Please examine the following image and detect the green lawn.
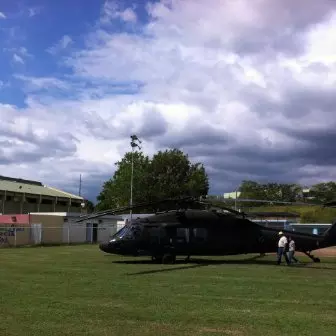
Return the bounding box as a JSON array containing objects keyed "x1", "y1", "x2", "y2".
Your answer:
[{"x1": 1, "y1": 245, "x2": 336, "y2": 336}]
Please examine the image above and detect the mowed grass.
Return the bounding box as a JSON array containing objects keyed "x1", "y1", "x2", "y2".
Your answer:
[{"x1": 1, "y1": 246, "x2": 336, "y2": 336}]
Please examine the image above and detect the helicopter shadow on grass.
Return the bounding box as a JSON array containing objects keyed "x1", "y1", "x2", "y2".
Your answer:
[
  {"x1": 110, "y1": 255, "x2": 318, "y2": 276},
  {"x1": 109, "y1": 255, "x2": 336, "y2": 275}
]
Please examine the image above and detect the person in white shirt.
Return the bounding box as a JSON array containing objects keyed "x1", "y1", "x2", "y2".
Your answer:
[
  {"x1": 277, "y1": 231, "x2": 290, "y2": 265},
  {"x1": 287, "y1": 236, "x2": 299, "y2": 264}
]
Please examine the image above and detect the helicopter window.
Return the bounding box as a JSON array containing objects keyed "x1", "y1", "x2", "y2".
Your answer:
[
  {"x1": 192, "y1": 228, "x2": 208, "y2": 242},
  {"x1": 176, "y1": 228, "x2": 189, "y2": 243},
  {"x1": 112, "y1": 224, "x2": 142, "y2": 240},
  {"x1": 113, "y1": 225, "x2": 129, "y2": 238},
  {"x1": 123, "y1": 224, "x2": 142, "y2": 239},
  {"x1": 146, "y1": 227, "x2": 160, "y2": 237},
  {"x1": 143, "y1": 227, "x2": 164, "y2": 244}
]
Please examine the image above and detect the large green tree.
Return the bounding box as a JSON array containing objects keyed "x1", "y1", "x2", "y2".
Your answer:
[
  {"x1": 147, "y1": 149, "x2": 209, "y2": 202},
  {"x1": 96, "y1": 146, "x2": 209, "y2": 211},
  {"x1": 96, "y1": 151, "x2": 151, "y2": 210}
]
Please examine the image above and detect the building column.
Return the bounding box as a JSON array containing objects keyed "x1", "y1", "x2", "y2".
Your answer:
[
  {"x1": 53, "y1": 197, "x2": 58, "y2": 212},
  {"x1": 20, "y1": 193, "x2": 26, "y2": 214},
  {"x1": 1, "y1": 191, "x2": 6, "y2": 214},
  {"x1": 37, "y1": 194, "x2": 42, "y2": 212}
]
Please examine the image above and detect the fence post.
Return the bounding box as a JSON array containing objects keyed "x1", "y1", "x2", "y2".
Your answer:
[
  {"x1": 91, "y1": 224, "x2": 93, "y2": 244},
  {"x1": 14, "y1": 227, "x2": 17, "y2": 247},
  {"x1": 68, "y1": 225, "x2": 70, "y2": 245}
]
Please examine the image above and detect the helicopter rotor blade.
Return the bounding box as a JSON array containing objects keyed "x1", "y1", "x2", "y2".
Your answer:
[
  {"x1": 323, "y1": 200, "x2": 336, "y2": 208},
  {"x1": 74, "y1": 196, "x2": 195, "y2": 222},
  {"x1": 205, "y1": 197, "x2": 322, "y2": 207},
  {"x1": 236, "y1": 198, "x2": 336, "y2": 208},
  {"x1": 197, "y1": 200, "x2": 248, "y2": 217},
  {"x1": 75, "y1": 195, "x2": 336, "y2": 223}
]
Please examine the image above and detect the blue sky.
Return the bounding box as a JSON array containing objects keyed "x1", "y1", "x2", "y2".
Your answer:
[
  {"x1": 0, "y1": 0, "x2": 151, "y2": 106},
  {"x1": 1, "y1": 0, "x2": 336, "y2": 203}
]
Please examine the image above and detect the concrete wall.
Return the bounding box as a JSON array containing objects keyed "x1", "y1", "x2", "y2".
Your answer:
[
  {"x1": 30, "y1": 214, "x2": 63, "y2": 244},
  {"x1": 0, "y1": 213, "x2": 125, "y2": 247},
  {"x1": 0, "y1": 224, "x2": 29, "y2": 247},
  {"x1": 97, "y1": 222, "x2": 119, "y2": 242},
  {"x1": 62, "y1": 223, "x2": 86, "y2": 244},
  {"x1": 0, "y1": 215, "x2": 30, "y2": 247}
]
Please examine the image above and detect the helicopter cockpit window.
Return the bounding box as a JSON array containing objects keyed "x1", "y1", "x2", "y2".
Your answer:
[
  {"x1": 113, "y1": 225, "x2": 129, "y2": 238},
  {"x1": 112, "y1": 224, "x2": 142, "y2": 240}
]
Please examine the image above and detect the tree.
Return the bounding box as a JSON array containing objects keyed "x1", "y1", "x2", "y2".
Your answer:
[
  {"x1": 147, "y1": 149, "x2": 209, "y2": 202},
  {"x1": 96, "y1": 151, "x2": 151, "y2": 211},
  {"x1": 238, "y1": 180, "x2": 303, "y2": 207},
  {"x1": 309, "y1": 182, "x2": 336, "y2": 203},
  {"x1": 84, "y1": 199, "x2": 95, "y2": 213},
  {"x1": 96, "y1": 145, "x2": 209, "y2": 211}
]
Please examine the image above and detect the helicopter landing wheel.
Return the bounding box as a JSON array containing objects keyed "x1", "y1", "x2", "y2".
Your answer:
[
  {"x1": 162, "y1": 253, "x2": 176, "y2": 264},
  {"x1": 151, "y1": 255, "x2": 163, "y2": 263}
]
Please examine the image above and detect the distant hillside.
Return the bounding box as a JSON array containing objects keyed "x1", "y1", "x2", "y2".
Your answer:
[{"x1": 247, "y1": 205, "x2": 336, "y2": 223}]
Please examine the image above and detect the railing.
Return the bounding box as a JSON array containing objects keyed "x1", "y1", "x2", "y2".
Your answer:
[{"x1": 0, "y1": 224, "x2": 122, "y2": 248}]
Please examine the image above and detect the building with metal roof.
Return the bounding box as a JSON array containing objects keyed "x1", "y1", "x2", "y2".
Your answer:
[{"x1": 0, "y1": 175, "x2": 85, "y2": 215}]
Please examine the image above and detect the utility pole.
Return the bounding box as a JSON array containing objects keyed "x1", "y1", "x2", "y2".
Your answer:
[
  {"x1": 79, "y1": 174, "x2": 82, "y2": 196},
  {"x1": 130, "y1": 135, "x2": 142, "y2": 221},
  {"x1": 235, "y1": 189, "x2": 237, "y2": 211},
  {"x1": 235, "y1": 185, "x2": 240, "y2": 211}
]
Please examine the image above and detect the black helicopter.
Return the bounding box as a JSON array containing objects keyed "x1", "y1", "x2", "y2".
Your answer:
[{"x1": 75, "y1": 196, "x2": 336, "y2": 264}]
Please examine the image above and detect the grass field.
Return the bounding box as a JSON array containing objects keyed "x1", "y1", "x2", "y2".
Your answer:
[{"x1": 1, "y1": 245, "x2": 336, "y2": 336}]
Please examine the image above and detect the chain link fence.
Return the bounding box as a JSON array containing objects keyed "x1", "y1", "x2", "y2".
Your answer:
[{"x1": 0, "y1": 223, "x2": 122, "y2": 248}]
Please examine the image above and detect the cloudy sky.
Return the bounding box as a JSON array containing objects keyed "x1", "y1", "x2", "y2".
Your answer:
[{"x1": 1, "y1": 0, "x2": 336, "y2": 202}]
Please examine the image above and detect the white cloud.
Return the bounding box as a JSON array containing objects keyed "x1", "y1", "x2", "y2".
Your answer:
[
  {"x1": 13, "y1": 53, "x2": 24, "y2": 64},
  {"x1": 28, "y1": 7, "x2": 41, "y2": 17},
  {"x1": 100, "y1": 0, "x2": 137, "y2": 24},
  {"x1": 14, "y1": 75, "x2": 69, "y2": 91},
  {"x1": 0, "y1": 11, "x2": 6, "y2": 19},
  {"x1": 47, "y1": 35, "x2": 73, "y2": 55},
  {"x1": 4, "y1": 47, "x2": 33, "y2": 63},
  {"x1": 1, "y1": 0, "x2": 336, "y2": 199}
]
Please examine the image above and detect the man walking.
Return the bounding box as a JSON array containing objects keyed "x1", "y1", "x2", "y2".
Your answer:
[
  {"x1": 287, "y1": 236, "x2": 299, "y2": 264},
  {"x1": 277, "y1": 231, "x2": 290, "y2": 265}
]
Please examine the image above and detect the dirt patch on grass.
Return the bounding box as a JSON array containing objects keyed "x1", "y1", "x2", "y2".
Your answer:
[
  {"x1": 296, "y1": 247, "x2": 336, "y2": 257},
  {"x1": 199, "y1": 327, "x2": 245, "y2": 335},
  {"x1": 313, "y1": 247, "x2": 336, "y2": 256}
]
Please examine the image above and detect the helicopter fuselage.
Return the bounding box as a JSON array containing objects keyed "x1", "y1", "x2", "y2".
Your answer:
[{"x1": 99, "y1": 210, "x2": 332, "y2": 260}]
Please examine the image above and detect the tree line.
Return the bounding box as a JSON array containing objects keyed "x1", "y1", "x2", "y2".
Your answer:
[{"x1": 236, "y1": 180, "x2": 336, "y2": 206}]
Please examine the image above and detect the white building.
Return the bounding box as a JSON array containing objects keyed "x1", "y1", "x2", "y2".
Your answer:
[{"x1": 29, "y1": 212, "x2": 125, "y2": 244}]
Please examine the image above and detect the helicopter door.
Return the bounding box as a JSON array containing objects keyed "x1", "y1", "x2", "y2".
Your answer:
[
  {"x1": 171, "y1": 228, "x2": 190, "y2": 255},
  {"x1": 189, "y1": 227, "x2": 209, "y2": 255}
]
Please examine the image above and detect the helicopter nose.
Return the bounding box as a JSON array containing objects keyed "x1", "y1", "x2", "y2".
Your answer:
[{"x1": 99, "y1": 242, "x2": 114, "y2": 253}]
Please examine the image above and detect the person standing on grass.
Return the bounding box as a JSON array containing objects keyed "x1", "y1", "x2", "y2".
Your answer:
[
  {"x1": 277, "y1": 231, "x2": 290, "y2": 265},
  {"x1": 287, "y1": 236, "x2": 299, "y2": 264}
]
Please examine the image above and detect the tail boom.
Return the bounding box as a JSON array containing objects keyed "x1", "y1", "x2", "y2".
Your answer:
[{"x1": 321, "y1": 221, "x2": 336, "y2": 248}]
